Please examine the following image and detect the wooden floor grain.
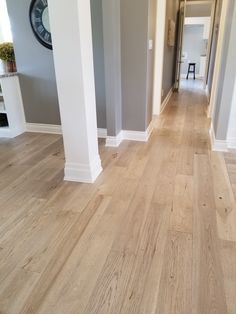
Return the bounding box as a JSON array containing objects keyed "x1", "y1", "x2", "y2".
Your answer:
[{"x1": 0, "y1": 83, "x2": 235, "y2": 313}]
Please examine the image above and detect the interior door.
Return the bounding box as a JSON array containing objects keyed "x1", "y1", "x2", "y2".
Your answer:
[{"x1": 174, "y1": 0, "x2": 186, "y2": 91}]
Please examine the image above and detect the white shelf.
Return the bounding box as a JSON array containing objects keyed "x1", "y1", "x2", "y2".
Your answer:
[{"x1": 0, "y1": 75, "x2": 26, "y2": 138}]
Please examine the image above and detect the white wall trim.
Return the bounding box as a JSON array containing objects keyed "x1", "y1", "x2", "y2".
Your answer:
[
  {"x1": 208, "y1": 0, "x2": 230, "y2": 118},
  {"x1": 26, "y1": 124, "x2": 109, "y2": 139},
  {"x1": 97, "y1": 128, "x2": 107, "y2": 138},
  {"x1": 153, "y1": 0, "x2": 167, "y2": 115},
  {"x1": 227, "y1": 138, "x2": 236, "y2": 149},
  {"x1": 122, "y1": 122, "x2": 154, "y2": 142},
  {"x1": 105, "y1": 120, "x2": 154, "y2": 147},
  {"x1": 204, "y1": 0, "x2": 216, "y2": 86},
  {"x1": 105, "y1": 131, "x2": 123, "y2": 147},
  {"x1": 26, "y1": 123, "x2": 62, "y2": 134},
  {"x1": 64, "y1": 156, "x2": 102, "y2": 183},
  {"x1": 210, "y1": 123, "x2": 236, "y2": 151},
  {"x1": 209, "y1": 123, "x2": 228, "y2": 152},
  {"x1": 25, "y1": 122, "x2": 154, "y2": 148},
  {"x1": 160, "y1": 87, "x2": 173, "y2": 114}
]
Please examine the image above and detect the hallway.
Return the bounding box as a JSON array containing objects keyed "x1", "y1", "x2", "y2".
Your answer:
[{"x1": 0, "y1": 86, "x2": 235, "y2": 313}]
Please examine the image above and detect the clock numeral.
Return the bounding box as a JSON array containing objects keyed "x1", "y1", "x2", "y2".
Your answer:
[
  {"x1": 38, "y1": 25, "x2": 44, "y2": 34},
  {"x1": 41, "y1": 0, "x2": 47, "y2": 6},
  {"x1": 44, "y1": 32, "x2": 50, "y2": 41},
  {"x1": 33, "y1": 17, "x2": 42, "y2": 23},
  {"x1": 35, "y1": 7, "x2": 42, "y2": 14}
]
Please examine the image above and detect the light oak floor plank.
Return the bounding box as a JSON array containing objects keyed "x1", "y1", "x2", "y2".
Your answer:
[{"x1": 192, "y1": 154, "x2": 227, "y2": 314}]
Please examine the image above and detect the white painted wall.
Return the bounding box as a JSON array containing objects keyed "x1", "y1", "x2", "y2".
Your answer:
[
  {"x1": 181, "y1": 24, "x2": 204, "y2": 75},
  {"x1": 0, "y1": 0, "x2": 12, "y2": 42},
  {"x1": 185, "y1": 17, "x2": 211, "y2": 39}
]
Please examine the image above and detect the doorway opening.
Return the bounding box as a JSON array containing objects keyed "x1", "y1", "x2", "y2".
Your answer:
[
  {"x1": 180, "y1": 21, "x2": 209, "y2": 91},
  {"x1": 175, "y1": 0, "x2": 214, "y2": 93}
]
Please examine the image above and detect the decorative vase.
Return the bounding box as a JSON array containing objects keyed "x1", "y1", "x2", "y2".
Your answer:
[{"x1": 6, "y1": 60, "x2": 17, "y2": 73}]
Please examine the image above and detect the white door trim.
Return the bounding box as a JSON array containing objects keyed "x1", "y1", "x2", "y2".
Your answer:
[
  {"x1": 204, "y1": 0, "x2": 216, "y2": 87},
  {"x1": 208, "y1": 0, "x2": 230, "y2": 118},
  {"x1": 152, "y1": 0, "x2": 167, "y2": 115}
]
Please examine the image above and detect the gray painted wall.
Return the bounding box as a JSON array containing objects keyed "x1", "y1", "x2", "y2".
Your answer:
[
  {"x1": 162, "y1": 0, "x2": 179, "y2": 102},
  {"x1": 6, "y1": 0, "x2": 61, "y2": 125},
  {"x1": 121, "y1": 0, "x2": 148, "y2": 132},
  {"x1": 121, "y1": 0, "x2": 155, "y2": 132},
  {"x1": 181, "y1": 25, "x2": 204, "y2": 74},
  {"x1": 7, "y1": 0, "x2": 155, "y2": 133},
  {"x1": 102, "y1": 0, "x2": 122, "y2": 136},
  {"x1": 7, "y1": 0, "x2": 107, "y2": 128},
  {"x1": 213, "y1": 0, "x2": 236, "y2": 140},
  {"x1": 91, "y1": 0, "x2": 107, "y2": 129}
]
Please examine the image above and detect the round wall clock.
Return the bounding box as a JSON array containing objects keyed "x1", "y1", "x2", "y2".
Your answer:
[{"x1": 29, "y1": 0, "x2": 52, "y2": 50}]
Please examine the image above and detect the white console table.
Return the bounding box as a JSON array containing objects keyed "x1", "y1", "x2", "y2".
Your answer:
[{"x1": 0, "y1": 73, "x2": 26, "y2": 138}]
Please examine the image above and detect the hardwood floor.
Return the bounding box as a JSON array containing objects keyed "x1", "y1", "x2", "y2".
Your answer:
[{"x1": 0, "y1": 85, "x2": 235, "y2": 313}]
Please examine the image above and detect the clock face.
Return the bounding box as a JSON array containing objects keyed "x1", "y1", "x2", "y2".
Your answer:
[{"x1": 29, "y1": 0, "x2": 52, "y2": 50}]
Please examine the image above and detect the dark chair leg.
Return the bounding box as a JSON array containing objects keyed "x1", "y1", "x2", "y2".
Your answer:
[
  {"x1": 186, "y1": 64, "x2": 190, "y2": 80},
  {"x1": 187, "y1": 63, "x2": 196, "y2": 80}
]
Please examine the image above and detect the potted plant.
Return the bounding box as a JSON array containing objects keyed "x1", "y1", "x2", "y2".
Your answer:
[{"x1": 0, "y1": 42, "x2": 17, "y2": 73}]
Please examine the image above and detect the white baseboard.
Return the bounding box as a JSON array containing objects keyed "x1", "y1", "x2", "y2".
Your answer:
[
  {"x1": 25, "y1": 122, "x2": 154, "y2": 148},
  {"x1": 97, "y1": 128, "x2": 107, "y2": 139},
  {"x1": 227, "y1": 130, "x2": 236, "y2": 149},
  {"x1": 210, "y1": 123, "x2": 236, "y2": 151},
  {"x1": 122, "y1": 121, "x2": 153, "y2": 142},
  {"x1": 64, "y1": 156, "x2": 102, "y2": 183},
  {"x1": 26, "y1": 124, "x2": 108, "y2": 139},
  {"x1": 161, "y1": 87, "x2": 173, "y2": 113},
  {"x1": 105, "y1": 131, "x2": 123, "y2": 147},
  {"x1": 26, "y1": 123, "x2": 62, "y2": 134},
  {"x1": 105, "y1": 120, "x2": 154, "y2": 147},
  {"x1": 209, "y1": 124, "x2": 228, "y2": 152},
  {"x1": 227, "y1": 138, "x2": 236, "y2": 149}
]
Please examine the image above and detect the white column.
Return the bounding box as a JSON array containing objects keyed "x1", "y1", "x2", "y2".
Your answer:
[{"x1": 48, "y1": 0, "x2": 102, "y2": 183}]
